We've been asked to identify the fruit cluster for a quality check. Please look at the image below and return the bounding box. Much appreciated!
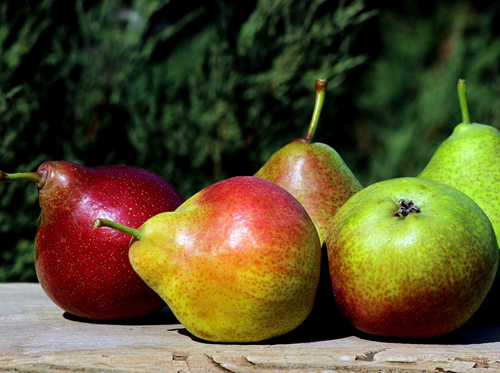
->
[1,79,498,343]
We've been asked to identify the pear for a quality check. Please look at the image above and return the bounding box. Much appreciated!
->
[254,79,362,245]
[326,177,498,338]
[0,161,184,320]
[94,176,321,343]
[418,79,500,248]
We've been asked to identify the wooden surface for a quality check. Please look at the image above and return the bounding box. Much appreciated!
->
[1,283,500,372]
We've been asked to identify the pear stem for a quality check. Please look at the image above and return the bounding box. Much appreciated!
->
[304,79,328,142]
[0,170,41,183]
[457,79,471,124]
[93,218,142,240]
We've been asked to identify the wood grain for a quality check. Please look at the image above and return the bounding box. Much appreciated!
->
[1,283,500,372]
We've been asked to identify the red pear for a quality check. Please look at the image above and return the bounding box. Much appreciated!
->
[0,161,184,320]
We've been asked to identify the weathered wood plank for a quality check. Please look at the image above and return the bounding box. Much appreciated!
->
[1,283,500,372]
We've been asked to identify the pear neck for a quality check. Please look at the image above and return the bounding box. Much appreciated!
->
[395,199,421,219]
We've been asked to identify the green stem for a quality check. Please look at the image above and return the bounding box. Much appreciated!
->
[304,79,328,142]
[0,171,41,183]
[457,79,471,124]
[93,218,143,240]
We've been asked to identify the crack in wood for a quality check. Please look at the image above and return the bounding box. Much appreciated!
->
[455,356,488,369]
[172,352,189,361]
[355,349,387,362]
[436,367,457,373]
[243,356,256,366]
[205,355,235,373]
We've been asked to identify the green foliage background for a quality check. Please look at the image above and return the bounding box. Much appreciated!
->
[1,0,500,281]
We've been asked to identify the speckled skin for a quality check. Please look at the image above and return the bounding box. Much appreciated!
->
[254,141,362,245]
[35,161,184,320]
[128,176,321,343]
[418,123,500,248]
[325,177,498,338]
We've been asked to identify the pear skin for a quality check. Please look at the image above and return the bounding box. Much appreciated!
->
[255,79,362,244]
[0,161,184,320]
[326,177,498,338]
[255,141,362,245]
[418,80,500,248]
[98,176,321,343]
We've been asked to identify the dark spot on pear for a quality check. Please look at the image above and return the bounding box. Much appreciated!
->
[395,199,421,218]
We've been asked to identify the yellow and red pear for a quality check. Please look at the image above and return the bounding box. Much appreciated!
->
[255,79,362,244]
[326,177,498,338]
[95,176,321,342]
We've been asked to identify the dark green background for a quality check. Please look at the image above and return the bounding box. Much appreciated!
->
[2,0,500,281]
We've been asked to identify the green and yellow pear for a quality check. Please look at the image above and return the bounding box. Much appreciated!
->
[326,177,498,338]
[255,79,362,245]
[418,79,500,248]
[94,176,321,343]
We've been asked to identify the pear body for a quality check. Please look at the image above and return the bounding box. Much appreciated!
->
[35,161,184,320]
[255,141,362,244]
[418,123,500,247]
[129,176,321,342]
[326,177,498,338]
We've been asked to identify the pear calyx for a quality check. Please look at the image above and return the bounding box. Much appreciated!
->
[395,199,421,218]
[93,218,142,240]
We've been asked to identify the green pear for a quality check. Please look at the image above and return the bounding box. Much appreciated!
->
[418,79,500,248]
[255,79,362,245]
[94,176,321,343]
[326,177,498,338]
